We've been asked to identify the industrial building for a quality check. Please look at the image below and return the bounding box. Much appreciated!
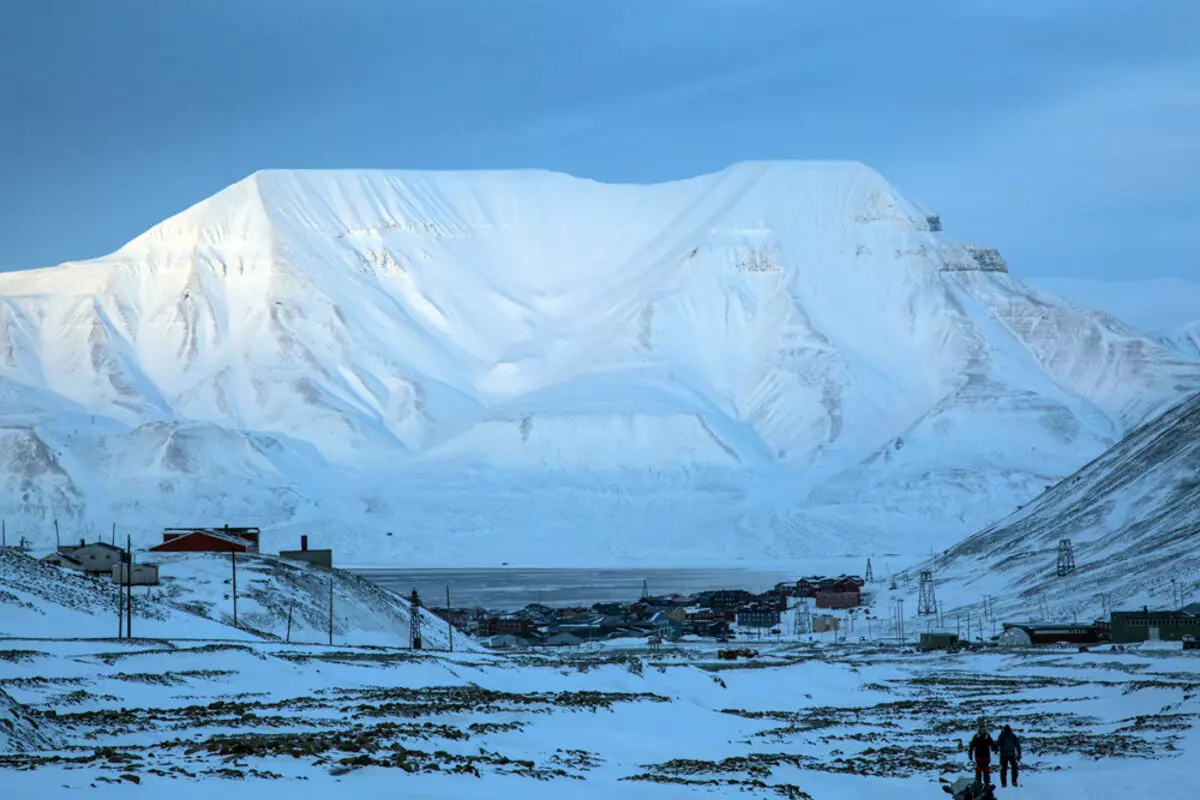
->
[1110,607,1200,644]
[999,622,1110,646]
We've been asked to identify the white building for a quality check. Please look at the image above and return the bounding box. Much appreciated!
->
[111,563,159,586]
[62,542,124,575]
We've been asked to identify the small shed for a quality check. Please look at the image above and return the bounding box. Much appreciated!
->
[919,631,959,651]
[112,563,159,586]
[279,535,333,568]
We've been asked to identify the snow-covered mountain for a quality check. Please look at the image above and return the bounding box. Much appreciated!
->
[1031,276,1200,360]
[1,161,1197,564]
[1158,321,1200,360]
[906,390,1200,623]
[1030,276,1200,334]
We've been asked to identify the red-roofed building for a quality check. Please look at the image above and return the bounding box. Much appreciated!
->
[149,527,260,554]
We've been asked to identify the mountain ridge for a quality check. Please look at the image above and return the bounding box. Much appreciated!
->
[0,161,1196,564]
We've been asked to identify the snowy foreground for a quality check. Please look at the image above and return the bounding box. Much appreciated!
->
[2,635,1197,799]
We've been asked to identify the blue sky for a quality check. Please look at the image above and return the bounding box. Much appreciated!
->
[1,0,1197,280]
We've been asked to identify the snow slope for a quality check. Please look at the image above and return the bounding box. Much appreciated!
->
[1158,321,1200,360]
[1032,276,1200,361]
[0,548,464,650]
[1030,276,1200,333]
[0,162,1197,564]
[897,391,1200,624]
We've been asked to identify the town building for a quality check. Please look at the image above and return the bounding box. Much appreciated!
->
[482,617,537,638]
[60,541,125,574]
[648,612,683,641]
[816,590,861,609]
[279,535,332,568]
[736,608,781,629]
[812,615,840,634]
[708,589,754,614]
[544,632,584,647]
[483,634,534,649]
[150,527,260,554]
[1111,608,1200,644]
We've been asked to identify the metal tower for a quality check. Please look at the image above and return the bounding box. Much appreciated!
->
[865,558,875,583]
[793,597,811,635]
[641,579,649,599]
[1056,539,1076,577]
[917,570,938,616]
[409,588,423,650]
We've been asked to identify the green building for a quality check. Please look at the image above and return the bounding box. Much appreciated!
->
[919,631,959,651]
[1110,608,1200,644]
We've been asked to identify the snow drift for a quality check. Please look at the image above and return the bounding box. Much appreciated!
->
[0,161,1197,564]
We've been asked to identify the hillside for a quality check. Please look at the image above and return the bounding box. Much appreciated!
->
[1159,321,1200,360]
[0,162,1197,564]
[1032,276,1200,360]
[898,391,1200,623]
[0,549,461,649]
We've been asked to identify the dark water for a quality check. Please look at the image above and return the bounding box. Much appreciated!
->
[349,567,799,610]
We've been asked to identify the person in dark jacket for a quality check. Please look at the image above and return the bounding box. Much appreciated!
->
[968,721,996,786]
[997,724,1021,787]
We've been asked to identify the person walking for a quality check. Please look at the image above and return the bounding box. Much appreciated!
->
[968,720,996,787]
[997,724,1022,787]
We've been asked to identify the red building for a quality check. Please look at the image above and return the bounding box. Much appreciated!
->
[815,591,861,609]
[150,527,261,554]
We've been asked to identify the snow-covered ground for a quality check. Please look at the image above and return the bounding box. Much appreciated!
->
[0,162,1196,564]
[2,634,1197,798]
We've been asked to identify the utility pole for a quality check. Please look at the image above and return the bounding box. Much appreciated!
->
[2,518,5,547]
[231,550,238,628]
[118,563,124,638]
[641,579,649,600]
[125,535,133,639]
[328,577,335,646]
[286,606,293,643]
[895,599,905,643]
[446,585,453,653]
[54,518,60,549]
[409,588,422,650]
[111,522,116,546]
